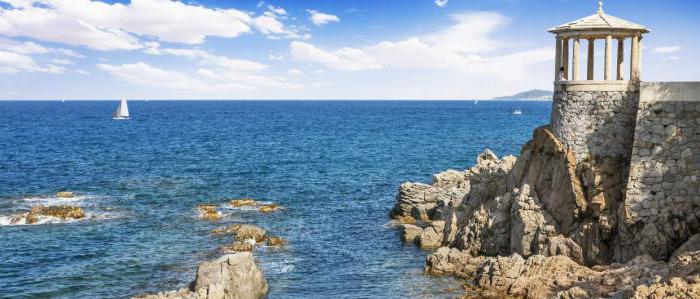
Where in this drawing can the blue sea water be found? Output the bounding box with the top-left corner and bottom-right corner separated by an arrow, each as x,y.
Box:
0,100 -> 550,299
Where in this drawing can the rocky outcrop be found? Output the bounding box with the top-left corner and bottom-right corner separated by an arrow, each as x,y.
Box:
135,253 -> 267,299
392,125 -> 700,297
230,199 -> 259,207
266,236 -> 286,247
426,238 -> 700,299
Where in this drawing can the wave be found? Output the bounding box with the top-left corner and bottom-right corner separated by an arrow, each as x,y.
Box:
0,212 -> 118,227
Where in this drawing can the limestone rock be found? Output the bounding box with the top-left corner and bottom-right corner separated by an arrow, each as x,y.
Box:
419,221 -> 445,249
135,253 -> 268,299
223,241 -> 254,252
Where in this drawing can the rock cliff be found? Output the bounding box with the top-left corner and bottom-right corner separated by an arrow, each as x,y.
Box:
391,126 -> 700,298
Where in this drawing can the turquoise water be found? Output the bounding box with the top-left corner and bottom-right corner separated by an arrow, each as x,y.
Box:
0,100 -> 549,298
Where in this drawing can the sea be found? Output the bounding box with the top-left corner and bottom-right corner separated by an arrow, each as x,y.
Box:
0,100 -> 550,298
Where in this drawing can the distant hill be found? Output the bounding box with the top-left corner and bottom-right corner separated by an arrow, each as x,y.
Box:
493,89 -> 553,101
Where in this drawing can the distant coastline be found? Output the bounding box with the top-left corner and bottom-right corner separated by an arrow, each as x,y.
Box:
492,89 -> 553,101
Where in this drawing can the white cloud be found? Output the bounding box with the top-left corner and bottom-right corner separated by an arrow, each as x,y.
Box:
75,68 -> 90,75
288,69 -> 303,75
290,41 -> 382,71
103,48 -> 301,92
268,53 -> 284,61
290,11 -> 551,87
0,0 -> 303,50
0,50 -> 64,73
307,9 -> 339,27
98,62 -> 209,89
650,46 -> 682,54
435,0 -> 448,8
51,58 -> 72,65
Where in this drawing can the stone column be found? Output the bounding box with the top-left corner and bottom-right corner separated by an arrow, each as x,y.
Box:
555,36 -> 562,80
572,38 -> 580,80
617,38 -> 625,80
604,35 -> 612,80
562,38 -> 570,80
631,35 -> 640,81
587,38 -> 595,80
639,36 -> 643,80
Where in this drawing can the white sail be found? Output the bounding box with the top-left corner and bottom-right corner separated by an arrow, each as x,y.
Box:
113,96 -> 130,119
119,97 -> 129,117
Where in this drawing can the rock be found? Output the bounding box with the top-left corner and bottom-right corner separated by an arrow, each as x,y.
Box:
134,253 -> 268,299
401,224 -> 423,244
257,205 -> 281,213
230,198 -> 259,207
27,205 -> 85,223
393,215 -> 416,225
419,221 -> 445,249
223,241 -> 254,252
198,204 -> 221,221
55,191 -> 74,198
266,236 -> 286,247
212,224 -> 267,242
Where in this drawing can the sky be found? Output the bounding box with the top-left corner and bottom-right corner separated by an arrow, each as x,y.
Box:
0,0 -> 698,100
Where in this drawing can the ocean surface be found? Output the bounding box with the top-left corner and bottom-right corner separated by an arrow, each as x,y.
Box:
0,100 -> 550,299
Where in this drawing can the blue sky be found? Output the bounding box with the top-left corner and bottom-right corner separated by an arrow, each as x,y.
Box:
0,0 -> 697,100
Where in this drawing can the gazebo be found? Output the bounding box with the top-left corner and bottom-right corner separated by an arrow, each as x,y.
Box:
549,2 -> 649,82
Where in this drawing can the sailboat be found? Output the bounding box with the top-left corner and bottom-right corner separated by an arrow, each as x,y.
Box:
112,96 -> 130,120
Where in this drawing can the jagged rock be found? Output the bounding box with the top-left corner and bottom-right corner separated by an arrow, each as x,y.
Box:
266,236 -> 286,247
198,204 -> 221,221
135,253 -> 268,299
229,198 -> 259,207
632,277 -> 700,299
55,191 -> 74,198
27,205 -> 85,224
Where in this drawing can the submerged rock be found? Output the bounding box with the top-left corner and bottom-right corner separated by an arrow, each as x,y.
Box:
55,191 -> 74,198
27,205 -> 85,224
134,252 -> 268,299
198,204 -> 221,221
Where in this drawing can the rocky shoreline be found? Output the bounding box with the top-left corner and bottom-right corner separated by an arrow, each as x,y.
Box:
391,126 -> 700,298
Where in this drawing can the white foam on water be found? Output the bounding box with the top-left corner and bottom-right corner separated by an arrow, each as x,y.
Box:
0,212 -> 117,227
221,201 -> 275,211
23,194 -> 90,203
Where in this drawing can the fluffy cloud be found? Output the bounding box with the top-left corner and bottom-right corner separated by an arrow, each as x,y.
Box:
307,9 -> 339,27
0,37 -> 80,73
435,0 -> 448,8
101,48 -> 301,92
291,41 -> 382,71
290,11 -> 549,81
650,46 -> 682,54
0,50 -> 64,73
0,0 -> 302,51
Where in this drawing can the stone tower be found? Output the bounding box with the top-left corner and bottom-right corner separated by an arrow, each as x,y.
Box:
548,2 -> 649,215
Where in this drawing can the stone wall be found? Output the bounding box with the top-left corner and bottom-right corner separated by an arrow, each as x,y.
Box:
550,82 -> 640,164
621,82 -> 700,261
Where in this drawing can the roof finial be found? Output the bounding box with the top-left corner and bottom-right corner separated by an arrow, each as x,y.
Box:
598,1 -> 604,15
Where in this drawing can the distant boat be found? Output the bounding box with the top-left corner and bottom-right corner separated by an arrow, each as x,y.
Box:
112,97 -> 130,120
61,99 -> 66,103
512,109 -> 523,115
474,100 -> 479,105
